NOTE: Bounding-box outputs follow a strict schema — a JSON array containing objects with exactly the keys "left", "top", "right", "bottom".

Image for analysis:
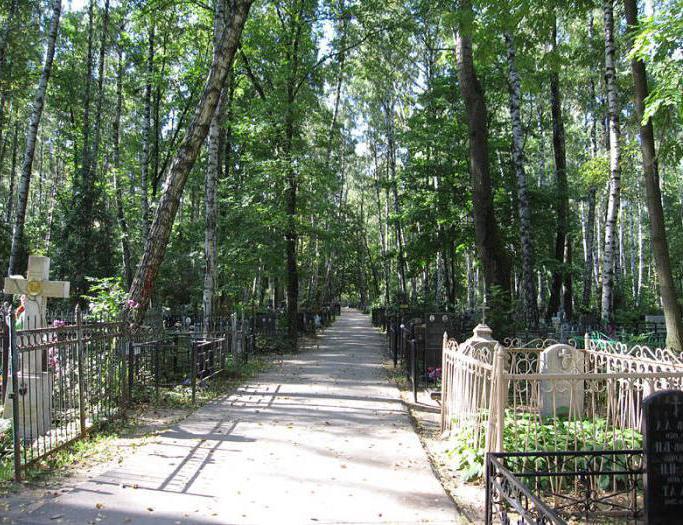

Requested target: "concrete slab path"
[{"left": 5, "top": 309, "right": 458, "bottom": 525}]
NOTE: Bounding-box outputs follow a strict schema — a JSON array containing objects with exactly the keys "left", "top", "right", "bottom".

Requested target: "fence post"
[
  {"left": 127, "top": 339, "right": 134, "bottom": 408},
  {"left": 584, "top": 332, "right": 590, "bottom": 351},
  {"left": 120, "top": 318, "right": 128, "bottom": 412},
  {"left": 154, "top": 340, "right": 160, "bottom": 401},
  {"left": 8, "top": 306, "right": 22, "bottom": 482},
  {"left": 484, "top": 454, "right": 492, "bottom": 524},
  {"left": 440, "top": 332, "right": 448, "bottom": 433},
  {"left": 411, "top": 339, "right": 417, "bottom": 403},
  {"left": 392, "top": 321, "right": 398, "bottom": 368},
  {"left": 75, "top": 305, "right": 87, "bottom": 437},
  {"left": 486, "top": 344, "right": 506, "bottom": 453},
  {"left": 231, "top": 313, "right": 237, "bottom": 366},
  {"left": 190, "top": 341, "right": 196, "bottom": 405}
]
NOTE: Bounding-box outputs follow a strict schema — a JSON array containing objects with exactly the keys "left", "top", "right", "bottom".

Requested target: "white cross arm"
[
  {"left": 4, "top": 277, "right": 70, "bottom": 298},
  {"left": 41, "top": 280, "right": 70, "bottom": 298}
]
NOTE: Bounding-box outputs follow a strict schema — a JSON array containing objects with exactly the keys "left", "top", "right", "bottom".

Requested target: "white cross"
[
  {"left": 2, "top": 256, "right": 68, "bottom": 435},
  {"left": 4, "top": 255, "right": 70, "bottom": 332}
]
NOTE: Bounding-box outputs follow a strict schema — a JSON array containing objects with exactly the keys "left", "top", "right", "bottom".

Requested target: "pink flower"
[{"left": 47, "top": 346, "right": 59, "bottom": 370}]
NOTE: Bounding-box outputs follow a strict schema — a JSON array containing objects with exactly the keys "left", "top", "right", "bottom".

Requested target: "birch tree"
[
  {"left": 127, "top": 0, "right": 253, "bottom": 321},
  {"left": 203, "top": 0, "right": 228, "bottom": 335},
  {"left": 7, "top": 0, "right": 61, "bottom": 276},
  {"left": 505, "top": 31, "right": 538, "bottom": 327},
  {"left": 601, "top": 0, "right": 621, "bottom": 322}
]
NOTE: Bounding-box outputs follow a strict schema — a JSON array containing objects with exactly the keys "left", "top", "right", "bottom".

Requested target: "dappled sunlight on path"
[{"left": 5, "top": 309, "right": 457, "bottom": 525}]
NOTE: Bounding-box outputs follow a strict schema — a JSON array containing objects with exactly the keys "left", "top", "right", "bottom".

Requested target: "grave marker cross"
[
  {"left": 479, "top": 301, "right": 490, "bottom": 325},
  {"left": 4, "top": 255, "right": 70, "bottom": 330},
  {"left": 2, "top": 255, "right": 70, "bottom": 439}
]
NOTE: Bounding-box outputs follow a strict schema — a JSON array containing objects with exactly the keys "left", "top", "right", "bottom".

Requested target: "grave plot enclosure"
[
  {"left": 453, "top": 335, "right": 683, "bottom": 524},
  {"left": 486, "top": 449, "right": 644, "bottom": 524},
  {"left": 0, "top": 303, "right": 293, "bottom": 480},
  {"left": 441, "top": 334, "right": 683, "bottom": 454}
]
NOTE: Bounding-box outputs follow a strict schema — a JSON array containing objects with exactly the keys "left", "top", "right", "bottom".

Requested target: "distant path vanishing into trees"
[{"left": 6, "top": 309, "right": 457, "bottom": 524}]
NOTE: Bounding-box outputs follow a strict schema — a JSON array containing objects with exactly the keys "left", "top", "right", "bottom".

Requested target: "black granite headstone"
[
  {"left": 643, "top": 389, "right": 683, "bottom": 525},
  {"left": 424, "top": 313, "right": 456, "bottom": 369}
]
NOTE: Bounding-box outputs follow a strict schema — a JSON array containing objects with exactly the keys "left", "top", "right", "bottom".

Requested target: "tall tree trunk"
[
  {"left": 372, "top": 143, "right": 390, "bottom": 306},
  {"left": 88, "top": 0, "right": 109, "bottom": 184},
  {"left": 0, "top": 0, "right": 19, "bottom": 89},
  {"left": 582, "top": 187, "right": 596, "bottom": 309},
  {"left": 79, "top": 0, "right": 95, "bottom": 188},
  {"left": 536, "top": 103, "right": 547, "bottom": 187},
  {"left": 601, "top": 0, "right": 621, "bottom": 323},
  {"left": 563, "top": 235, "right": 573, "bottom": 319},
  {"left": 282, "top": 8, "right": 305, "bottom": 345},
  {"left": 386, "top": 101, "right": 407, "bottom": 299},
  {"left": 113, "top": 37, "right": 133, "bottom": 287},
  {"left": 203, "top": 0, "right": 227, "bottom": 336},
  {"left": 637, "top": 202, "right": 644, "bottom": 302},
  {"left": 505, "top": 32, "right": 538, "bottom": 327},
  {"left": 141, "top": 20, "right": 154, "bottom": 241},
  {"left": 547, "top": 17, "right": 569, "bottom": 320},
  {"left": 4, "top": 119, "right": 18, "bottom": 225},
  {"left": 625, "top": 0, "right": 683, "bottom": 350},
  {"left": 127, "top": 0, "right": 253, "bottom": 320},
  {"left": 7, "top": 0, "right": 60, "bottom": 276},
  {"left": 454, "top": 0, "right": 511, "bottom": 294}
]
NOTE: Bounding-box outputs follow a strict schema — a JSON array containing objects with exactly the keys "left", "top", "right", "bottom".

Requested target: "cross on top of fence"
[{"left": 480, "top": 302, "right": 490, "bottom": 325}]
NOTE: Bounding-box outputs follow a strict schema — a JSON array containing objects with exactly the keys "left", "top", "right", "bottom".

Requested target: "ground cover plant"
[{"left": 447, "top": 412, "right": 643, "bottom": 482}]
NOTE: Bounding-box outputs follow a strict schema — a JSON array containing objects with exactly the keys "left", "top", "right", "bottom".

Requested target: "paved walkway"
[{"left": 7, "top": 309, "right": 458, "bottom": 524}]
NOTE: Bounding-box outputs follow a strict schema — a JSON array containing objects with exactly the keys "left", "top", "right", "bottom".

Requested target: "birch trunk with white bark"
[{"left": 7, "top": 0, "right": 61, "bottom": 276}]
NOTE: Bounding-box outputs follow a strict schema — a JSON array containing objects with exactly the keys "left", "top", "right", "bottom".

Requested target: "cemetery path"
[{"left": 5, "top": 309, "right": 459, "bottom": 525}]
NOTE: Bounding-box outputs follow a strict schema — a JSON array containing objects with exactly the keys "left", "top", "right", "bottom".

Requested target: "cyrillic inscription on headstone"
[{"left": 643, "top": 390, "right": 683, "bottom": 525}]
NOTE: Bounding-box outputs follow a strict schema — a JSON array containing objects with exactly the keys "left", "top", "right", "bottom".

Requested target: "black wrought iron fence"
[
  {"left": 191, "top": 337, "right": 228, "bottom": 403},
  {"left": 0, "top": 304, "right": 337, "bottom": 481},
  {"left": 485, "top": 450, "right": 644, "bottom": 524},
  {"left": 1, "top": 308, "right": 128, "bottom": 478}
]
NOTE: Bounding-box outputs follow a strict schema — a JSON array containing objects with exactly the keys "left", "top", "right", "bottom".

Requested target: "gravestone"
[
  {"left": 539, "top": 344, "right": 584, "bottom": 419},
  {"left": 255, "top": 313, "right": 276, "bottom": 336},
  {"left": 425, "top": 313, "right": 457, "bottom": 369},
  {"left": 2, "top": 256, "right": 70, "bottom": 440},
  {"left": 643, "top": 390, "right": 683, "bottom": 525}
]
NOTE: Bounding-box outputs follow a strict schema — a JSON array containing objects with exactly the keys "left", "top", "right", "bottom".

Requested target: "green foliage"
[
  {"left": 0, "top": 0, "right": 681, "bottom": 331},
  {"left": 578, "top": 156, "right": 609, "bottom": 190},
  {"left": 447, "top": 413, "right": 643, "bottom": 482},
  {"left": 81, "top": 276, "right": 128, "bottom": 318}
]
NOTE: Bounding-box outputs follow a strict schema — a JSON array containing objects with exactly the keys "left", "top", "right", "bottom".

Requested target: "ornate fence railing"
[
  {"left": 486, "top": 450, "right": 644, "bottom": 524},
  {"left": 2, "top": 311, "right": 128, "bottom": 476},
  {"left": 441, "top": 333, "right": 683, "bottom": 454}
]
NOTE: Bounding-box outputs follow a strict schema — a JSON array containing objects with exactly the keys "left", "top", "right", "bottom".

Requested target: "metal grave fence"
[
  {"left": 0, "top": 304, "right": 332, "bottom": 480},
  {"left": 441, "top": 334, "right": 683, "bottom": 454},
  {"left": 486, "top": 449, "right": 643, "bottom": 524}
]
